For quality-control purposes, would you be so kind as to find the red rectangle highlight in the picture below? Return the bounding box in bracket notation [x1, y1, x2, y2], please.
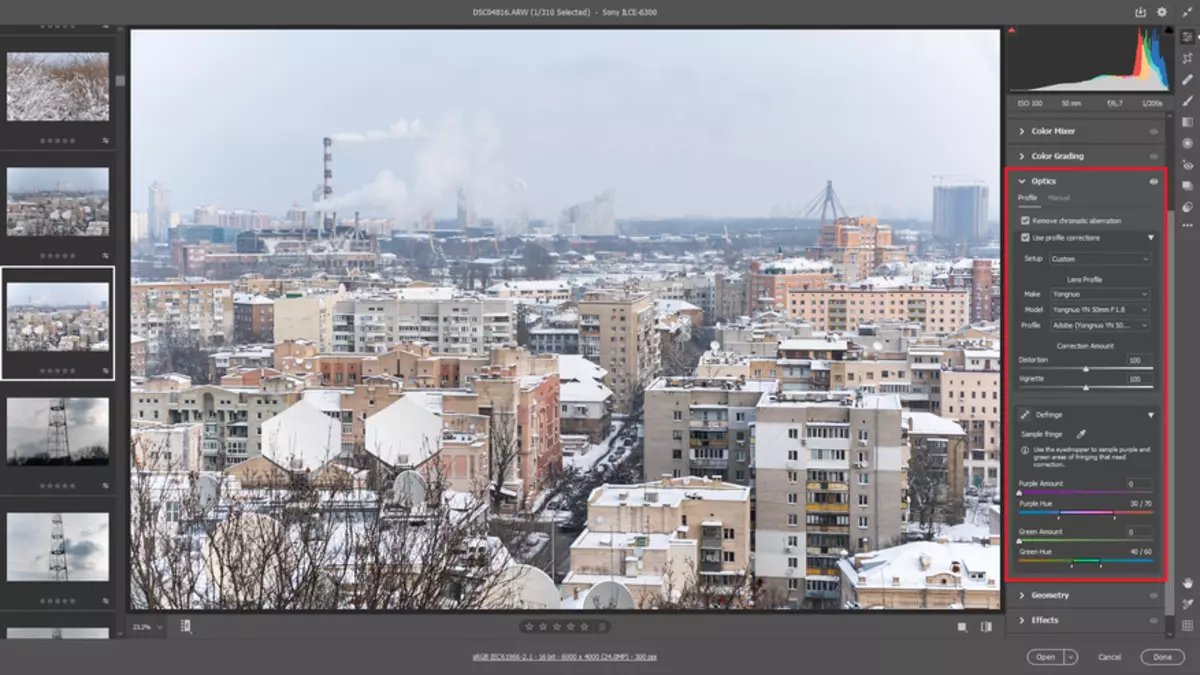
[1002, 165, 1168, 584]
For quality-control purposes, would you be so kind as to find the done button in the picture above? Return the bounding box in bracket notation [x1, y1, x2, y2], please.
[1140, 649, 1186, 666]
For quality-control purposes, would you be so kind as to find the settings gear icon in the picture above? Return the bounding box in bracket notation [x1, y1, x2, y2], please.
[1158, 7, 1169, 18]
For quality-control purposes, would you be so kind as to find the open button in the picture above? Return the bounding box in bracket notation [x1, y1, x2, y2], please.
[1028, 649, 1065, 666]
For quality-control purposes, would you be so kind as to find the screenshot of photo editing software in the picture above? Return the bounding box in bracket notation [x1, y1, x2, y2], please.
[0, 0, 1195, 672]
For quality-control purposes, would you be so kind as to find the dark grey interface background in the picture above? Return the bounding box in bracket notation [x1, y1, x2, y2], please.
[0, 1, 1193, 674]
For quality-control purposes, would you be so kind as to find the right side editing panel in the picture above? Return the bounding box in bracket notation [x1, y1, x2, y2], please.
[1005, 24, 1170, 637]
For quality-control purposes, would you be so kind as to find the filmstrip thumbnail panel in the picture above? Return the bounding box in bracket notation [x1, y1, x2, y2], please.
[0, 266, 115, 381]
[2, 31, 119, 266]
[0, 502, 115, 612]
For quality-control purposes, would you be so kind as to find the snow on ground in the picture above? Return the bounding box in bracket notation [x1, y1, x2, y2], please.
[7, 53, 110, 122]
[563, 421, 626, 472]
[515, 532, 550, 561]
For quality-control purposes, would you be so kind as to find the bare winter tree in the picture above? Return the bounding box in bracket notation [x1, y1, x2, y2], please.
[906, 438, 961, 540]
[636, 561, 787, 610]
[128, 436, 530, 611]
[488, 408, 522, 513]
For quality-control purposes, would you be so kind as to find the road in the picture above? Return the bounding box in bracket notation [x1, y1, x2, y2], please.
[489, 516, 577, 583]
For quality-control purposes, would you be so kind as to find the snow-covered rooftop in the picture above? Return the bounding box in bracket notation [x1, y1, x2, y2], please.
[779, 338, 851, 352]
[571, 531, 674, 551]
[838, 540, 1000, 593]
[903, 412, 965, 437]
[589, 477, 750, 508]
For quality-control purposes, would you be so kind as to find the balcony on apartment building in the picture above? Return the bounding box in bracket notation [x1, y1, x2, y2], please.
[699, 524, 724, 573]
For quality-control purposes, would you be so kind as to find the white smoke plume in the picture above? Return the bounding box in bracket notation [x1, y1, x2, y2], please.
[329, 119, 425, 143]
[316, 113, 529, 230]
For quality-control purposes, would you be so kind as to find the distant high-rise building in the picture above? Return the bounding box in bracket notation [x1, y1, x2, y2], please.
[932, 184, 988, 245]
[560, 189, 616, 236]
[130, 210, 149, 244]
[148, 181, 172, 243]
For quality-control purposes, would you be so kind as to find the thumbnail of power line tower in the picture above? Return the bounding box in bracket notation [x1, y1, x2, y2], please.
[50, 513, 69, 581]
[46, 398, 71, 463]
[50, 628, 63, 640]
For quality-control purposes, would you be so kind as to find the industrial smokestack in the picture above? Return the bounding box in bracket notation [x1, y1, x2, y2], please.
[323, 137, 334, 232]
[354, 211, 360, 235]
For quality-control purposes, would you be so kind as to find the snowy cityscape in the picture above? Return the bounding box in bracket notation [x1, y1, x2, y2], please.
[6, 167, 110, 237]
[6, 282, 111, 352]
[127, 29, 1001, 611]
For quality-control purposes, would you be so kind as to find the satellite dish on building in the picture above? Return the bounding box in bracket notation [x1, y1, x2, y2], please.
[709, 341, 720, 351]
[582, 580, 636, 610]
[484, 564, 560, 610]
[873, 341, 884, 351]
[392, 470, 428, 508]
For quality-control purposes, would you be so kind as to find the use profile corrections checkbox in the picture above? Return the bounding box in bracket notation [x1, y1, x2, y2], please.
[1021, 232, 1031, 242]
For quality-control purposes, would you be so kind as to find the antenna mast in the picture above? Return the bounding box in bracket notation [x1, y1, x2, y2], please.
[50, 514, 68, 581]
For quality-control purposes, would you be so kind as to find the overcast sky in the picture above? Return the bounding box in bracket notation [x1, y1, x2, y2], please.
[7, 398, 109, 462]
[131, 29, 1000, 221]
[7, 282, 109, 308]
[7, 167, 108, 194]
[6, 513, 109, 582]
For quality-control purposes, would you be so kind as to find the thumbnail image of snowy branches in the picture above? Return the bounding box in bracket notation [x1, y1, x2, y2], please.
[6, 53, 110, 122]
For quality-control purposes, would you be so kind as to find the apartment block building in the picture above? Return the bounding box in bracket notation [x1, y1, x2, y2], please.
[132, 373, 305, 469]
[273, 291, 342, 352]
[643, 377, 772, 486]
[753, 392, 905, 608]
[578, 291, 660, 410]
[746, 257, 837, 313]
[233, 294, 274, 344]
[838, 537, 1001, 610]
[713, 273, 748, 324]
[937, 346, 1000, 489]
[330, 291, 514, 355]
[785, 284, 970, 335]
[562, 477, 752, 607]
[486, 280, 571, 303]
[130, 278, 234, 347]
[808, 216, 907, 281]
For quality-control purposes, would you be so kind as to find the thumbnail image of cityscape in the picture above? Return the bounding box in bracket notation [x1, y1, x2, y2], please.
[5, 282, 110, 352]
[6, 167, 110, 237]
[127, 29, 1001, 611]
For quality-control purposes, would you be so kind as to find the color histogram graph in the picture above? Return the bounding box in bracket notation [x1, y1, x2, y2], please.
[1007, 26, 1172, 93]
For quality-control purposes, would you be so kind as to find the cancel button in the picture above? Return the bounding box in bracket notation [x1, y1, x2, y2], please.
[1141, 649, 1186, 666]
[1097, 652, 1122, 663]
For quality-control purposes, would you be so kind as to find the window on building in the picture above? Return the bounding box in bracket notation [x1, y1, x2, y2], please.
[858, 473, 869, 485]
[723, 551, 735, 563]
[787, 450, 799, 461]
[673, 430, 683, 440]
[673, 449, 682, 459]
[787, 535, 799, 547]
[858, 516, 869, 529]
[787, 557, 799, 569]
[673, 410, 682, 420]
[787, 471, 798, 483]
[787, 428, 799, 439]
[787, 493, 798, 505]
[788, 579, 800, 591]
[787, 513, 798, 526]
[859, 494, 869, 506]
